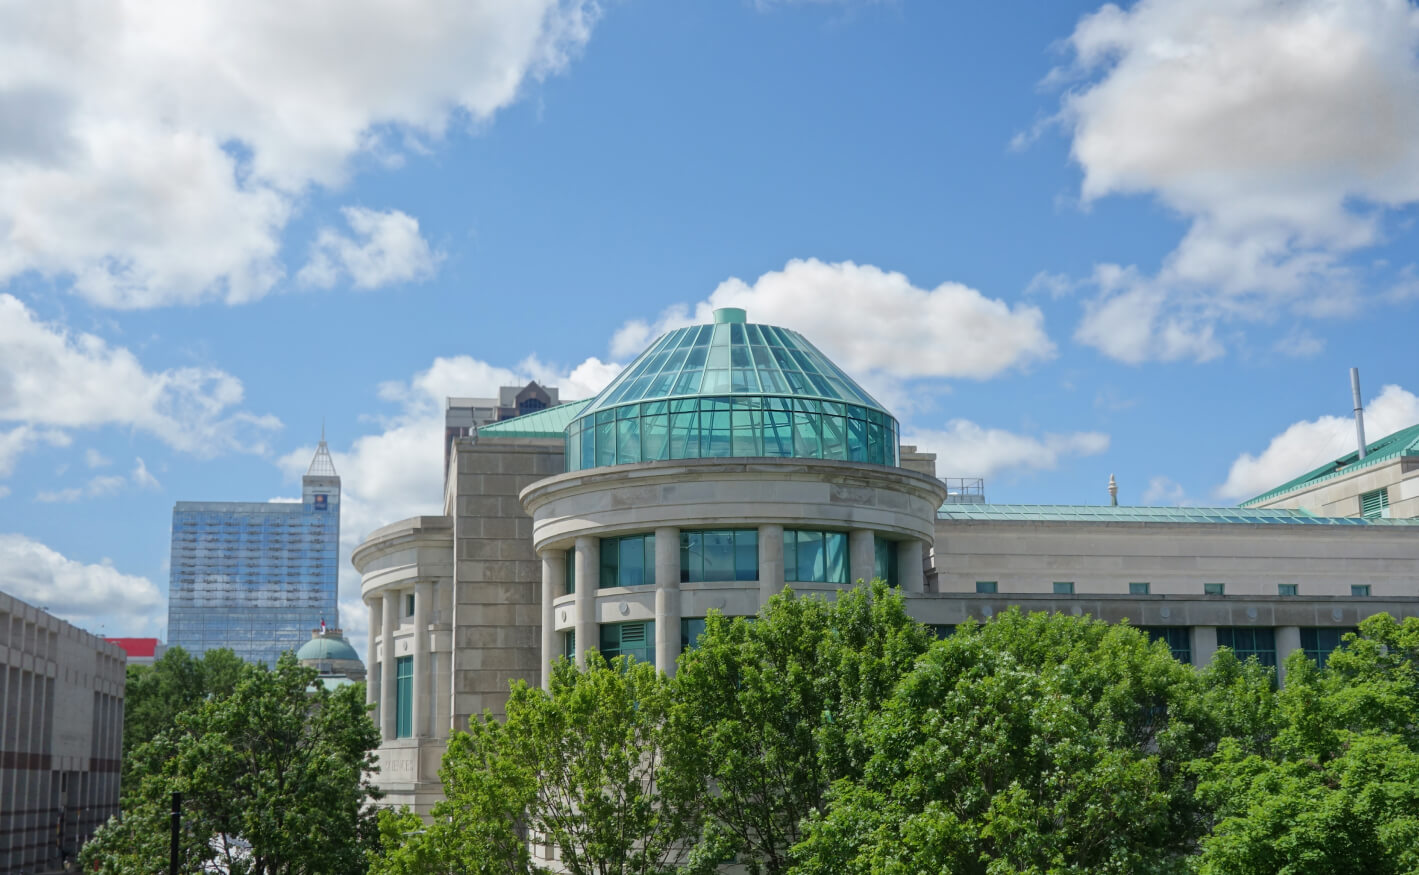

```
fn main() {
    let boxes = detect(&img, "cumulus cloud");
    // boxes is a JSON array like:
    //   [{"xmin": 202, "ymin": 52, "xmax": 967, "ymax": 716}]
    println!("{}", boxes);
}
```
[
  {"xmin": 0, "ymin": 294, "xmax": 280, "ymax": 473},
  {"xmin": 132, "ymin": 457, "xmax": 161, "ymax": 491},
  {"xmin": 36, "ymin": 474, "xmax": 126, "ymax": 503},
  {"xmin": 1142, "ymin": 475, "xmax": 1193, "ymax": 506},
  {"xmin": 1217, "ymin": 384, "xmax": 1419, "ymax": 501},
  {"xmin": 905, "ymin": 420, "xmax": 1109, "ymax": 481},
  {"xmin": 0, "ymin": 1, "xmax": 598, "ymax": 307},
  {"xmin": 298, "ymin": 207, "xmax": 441, "ymax": 290},
  {"xmin": 84, "ymin": 449, "xmax": 111, "ymax": 468},
  {"xmin": 611, "ymin": 258, "xmax": 1055, "ymax": 387},
  {"xmin": 278, "ymin": 351, "xmax": 620, "ymax": 643},
  {"xmin": 0, "ymin": 534, "xmax": 164, "ymax": 635},
  {"xmin": 1046, "ymin": 0, "xmax": 1419, "ymax": 361}
]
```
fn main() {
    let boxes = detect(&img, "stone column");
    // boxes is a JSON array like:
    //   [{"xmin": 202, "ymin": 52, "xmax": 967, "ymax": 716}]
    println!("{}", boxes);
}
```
[
  {"xmin": 897, "ymin": 540, "xmax": 924, "ymax": 593},
  {"xmin": 850, "ymin": 528, "xmax": 875, "ymax": 586},
  {"xmin": 380, "ymin": 590, "xmax": 398, "ymax": 740},
  {"xmin": 412, "ymin": 581, "xmax": 432, "ymax": 737},
  {"xmin": 366, "ymin": 596, "xmax": 381, "ymax": 708},
  {"xmin": 1276, "ymin": 625, "xmax": 1302, "ymax": 685},
  {"xmin": 541, "ymin": 549, "xmax": 566, "ymax": 690},
  {"xmin": 654, "ymin": 527, "xmax": 680, "ymax": 676},
  {"xmin": 574, "ymin": 536, "xmax": 598, "ymax": 669},
  {"xmin": 759, "ymin": 523, "xmax": 784, "ymax": 604},
  {"xmin": 1191, "ymin": 626, "xmax": 1218, "ymax": 668}
]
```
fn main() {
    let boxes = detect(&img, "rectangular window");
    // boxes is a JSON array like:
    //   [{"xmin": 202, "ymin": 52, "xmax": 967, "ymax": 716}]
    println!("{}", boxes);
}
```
[
  {"xmin": 1360, "ymin": 487, "xmax": 1390, "ymax": 520},
  {"xmin": 395, "ymin": 656, "xmax": 414, "ymax": 738},
  {"xmin": 564, "ymin": 550, "xmax": 576, "ymax": 595},
  {"xmin": 599, "ymin": 534, "xmax": 656, "ymax": 588},
  {"xmin": 562, "ymin": 630, "xmax": 575, "ymax": 660},
  {"xmin": 975, "ymin": 581, "xmax": 998, "ymax": 594},
  {"xmin": 1351, "ymin": 584, "xmax": 1371, "ymax": 597},
  {"xmin": 1129, "ymin": 582, "xmax": 1150, "ymax": 595},
  {"xmin": 1299, "ymin": 627, "xmax": 1353, "ymax": 668},
  {"xmin": 930, "ymin": 624, "xmax": 956, "ymax": 640},
  {"xmin": 1204, "ymin": 583, "xmax": 1226, "ymax": 596},
  {"xmin": 1139, "ymin": 626, "xmax": 1192, "ymax": 664},
  {"xmin": 1217, "ymin": 627, "xmax": 1277, "ymax": 667},
  {"xmin": 680, "ymin": 617, "xmax": 707, "ymax": 653},
  {"xmin": 782, "ymin": 530, "xmax": 849, "ymax": 583},
  {"xmin": 600, "ymin": 621, "xmax": 655, "ymax": 666},
  {"xmin": 873, "ymin": 536, "xmax": 899, "ymax": 587},
  {"xmin": 405, "ymin": 593, "xmax": 415, "ymax": 617},
  {"xmin": 680, "ymin": 529, "xmax": 758, "ymax": 583},
  {"xmin": 1277, "ymin": 583, "xmax": 1298, "ymax": 596},
  {"xmin": 1053, "ymin": 581, "xmax": 1075, "ymax": 595}
]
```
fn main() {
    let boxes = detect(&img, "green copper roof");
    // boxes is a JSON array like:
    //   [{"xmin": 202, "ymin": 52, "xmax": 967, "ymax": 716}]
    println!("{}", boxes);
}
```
[
  {"xmin": 295, "ymin": 635, "xmax": 361, "ymax": 662},
  {"xmin": 938, "ymin": 503, "xmax": 1419, "ymax": 526},
  {"xmin": 477, "ymin": 399, "xmax": 591, "ymax": 439},
  {"xmin": 576, "ymin": 316, "xmax": 887, "ymax": 420},
  {"xmin": 1241, "ymin": 423, "xmax": 1419, "ymax": 507}
]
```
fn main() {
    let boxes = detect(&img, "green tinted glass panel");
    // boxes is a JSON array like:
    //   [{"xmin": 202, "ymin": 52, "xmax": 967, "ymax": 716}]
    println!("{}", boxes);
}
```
[
  {"xmin": 600, "ymin": 621, "xmax": 654, "ymax": 666},
  {"xmin": 783, "ymin": 530, "xmax": 848, "ymax": 583},
  {"xmin": 395, "ymin": 656, "xmax": 413, "ymax": 738},
  {"xmin": 681, "ymin": 617, "xmax": 707, "ymax": 653},
  {"xmin": 1217, "ymin": 627, "xmax": 1277, "ymax": 667}
]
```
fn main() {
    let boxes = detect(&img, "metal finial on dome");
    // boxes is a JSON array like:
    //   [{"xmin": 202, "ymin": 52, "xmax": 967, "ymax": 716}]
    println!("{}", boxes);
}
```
[
  {"xmin": 1108, "ymin": 473, "xmax": 1118, "ymax": 507},
  {"xmin": 306, "ymin": 432, "xmax": 338, "ymax": 477}
]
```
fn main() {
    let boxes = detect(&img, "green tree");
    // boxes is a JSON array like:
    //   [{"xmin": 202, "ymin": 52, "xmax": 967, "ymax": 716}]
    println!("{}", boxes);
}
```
[
  {"xmin": 83, "ymin": 653, "xmax": 381, "ymax": 874},
  {"xmin": 794, "ymin": 610, "xmax": 1227, "ymax": 875},
  {"xmin": 371, "ymin": 655, "xmax": 705, "ymax": 875},
  {"xmin": 670, "ymin": 581, "xmax": 933, "ymax": 874},
  {"xmin": 1193, "ymin": 614, "xmax": 1419, "ymax": 874}
]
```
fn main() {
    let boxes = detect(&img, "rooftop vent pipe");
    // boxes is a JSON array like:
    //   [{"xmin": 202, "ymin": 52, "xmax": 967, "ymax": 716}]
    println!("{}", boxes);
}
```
[{"xmin": 1351, "ymin": 367, "xmax": 1367, "ymax": 460}]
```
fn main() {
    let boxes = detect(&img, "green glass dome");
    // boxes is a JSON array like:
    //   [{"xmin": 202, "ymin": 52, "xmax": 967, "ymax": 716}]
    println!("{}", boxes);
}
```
[
  {"xmin": 295, "ymin": 635, "xmax": 360, "ymax": 663},
  {"xmin": 567, "ymin": 308, "xmax": 899, "ymax": 470}
]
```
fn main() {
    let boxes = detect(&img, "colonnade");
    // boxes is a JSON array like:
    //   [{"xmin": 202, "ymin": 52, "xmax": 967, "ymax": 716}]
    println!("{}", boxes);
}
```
[{"xmin": 367, "ymin": 580, "xmax": 440, "ymax": 742}]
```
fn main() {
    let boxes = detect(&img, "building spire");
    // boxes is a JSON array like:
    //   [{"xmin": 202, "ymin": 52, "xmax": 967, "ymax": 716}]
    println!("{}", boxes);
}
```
[{"xmin": 306, "ymin": 429, "xmax": 338, "ymax": 477}]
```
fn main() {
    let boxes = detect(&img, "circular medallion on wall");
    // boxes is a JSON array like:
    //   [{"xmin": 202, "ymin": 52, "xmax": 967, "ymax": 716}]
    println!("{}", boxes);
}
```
[
  {"xmin": 1160, "ymin": 607, "xmax": 1171, "ymax": 619},
  {"xmin": 559, "ymin": 609, "xmax": 567, "ymax": 623},
  {"xmin": 1332, "ymin": 608, "xmax": 1344, "ymax": 621},
  {"xmin": 618, "ymin": 601, "xmax": 629, "ymax": 616},
  {"xmin": 1246, "ymin": 607, "xmax": 1258, "ymax": 620}
]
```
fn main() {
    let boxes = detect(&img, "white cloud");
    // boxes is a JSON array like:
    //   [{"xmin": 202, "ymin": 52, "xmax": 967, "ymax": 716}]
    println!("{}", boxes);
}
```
[
  {"xmin": 298, "ymin": 207, "xmax": 441, "ymax": 290},
  {"xmin": 0, "ymin": 1, "xmax": 598, "ymax": 307},
  {"xmin": 1142, "ymin": 475, "xmax": 1193, "ymax": 506},
  {"xmin": 132, "ymin": 457, "xmax": 161, "ymax": 490},
  {"xmin": 279, "ymin": 351, "xmax": 619, "ymax": 644},
  {"xmin": 84, "ymin": 449, "xmax": 111, "ymax": 468},
  {"xmin": 905, "ymin": 419, "xmax": 1109, "ymax": 481},
  {"xmin": 0, "ymin": 534, "xmax": 163, "ymax": 635},
  {"xmin": 36, "ymin": 474, "xmax": 127, "ymax": 503},
  {"xmin": 611, "ymin": 259, "xmax": 1055, "ymax": 390},
  {"xmin": 1217, "ymin": 384, "xmax": 1419, "ymax": 501},
  {"xmin": 0, "ymin": 294, "xmax": 280, "ymax": 472},
  {"xmin": 1047, "ymin": 0, "xmax": 1419, "ymax": 362}
]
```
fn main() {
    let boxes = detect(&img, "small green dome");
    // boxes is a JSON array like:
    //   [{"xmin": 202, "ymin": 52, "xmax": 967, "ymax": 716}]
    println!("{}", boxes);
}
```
[
  {"xmin": 567, "ymin": 309, "xmax": 899, "ymax": 471},
  {"xmin": 296, "ymin": 635, "xmax": 360, "ymax": 663}
]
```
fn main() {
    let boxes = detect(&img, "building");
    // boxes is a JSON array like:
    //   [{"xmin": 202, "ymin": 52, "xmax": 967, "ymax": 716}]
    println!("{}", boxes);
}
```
[
  {"xmin": 1244, "ymin": 421, "xmax": 1419, "ymax": 518},
  {"xmin": 296, "ymin": 626, "xmax": 367, "ymax": 689},
  {"xmin": 104, "ymin": 637, "xmax": 166, "ymax": 667},
  {"xmin": 444, "ymin": 382, "xmax": 562, "ymax": 469},
  {"xmin": 0, "ymin": 591, "xmax": 126, "ymax": 874},
  {"xmin": 354, "ymin": 307, "xmax": 1419, "ymax": 816},
  {"xmin": 167, "ymin": 437, "xmax": 341, "ymax": 667}
]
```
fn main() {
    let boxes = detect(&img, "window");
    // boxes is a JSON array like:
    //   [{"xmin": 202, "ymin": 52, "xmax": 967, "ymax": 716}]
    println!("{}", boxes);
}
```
[
  {"xmin": 873, "ymin": 536, "xmax": 899, "ymax": 587},
  {"xmin": 1277, "ymin": 584, "xmax": 1298, "ymax": 596},
  {"xmin": 394, "ymin": 656, "xmax": 413, "ymax": 738},
  {"xmin": 1204, "ymin": 583, "xmax": 1226, "ymax": 596},
  {"xmin": 599, "ymin": 534, "xmax": 656, "ymax": 588},
  {"xmin": 518, "ymin": 397, "xmax": 547, "ymax": 416},
  {"xmin": 564, "ymin": 550, "xmax": 576, "ymax": 595},
  {"xmin": 1217, "ymin": 627, "xmax": 1277, "ymax": 666},
  {"xmin": 600, "ymin": 621, "xmax": 654, "ymax": 666},
  {"xmin": 1129, "ymin": 582, "xmax": 1150, "ymax": 595},
  {"xmin": 405, "ymin": 593, "xmax": 415, "ymax": 617},
  {"xmin": 680, "ymin": 530, "xmax": 757, "ymax": 583},
  {"xmin": 680, "ymin": 617, "xmax": 707, "ymax": 653},
  {"xmin": 563, "ymin": 630, "xmax": 575, "ymax": 660},
  {"xmin": 1360, "ymin": 487, "xmax": 1390, "ymax": 520},
  {"xmin": 1351, "ymin": 584, "xmax": 1371, "ymax": 597},
  {"xmin": 1300, "ymin": 627, "xmax": 1354, "ymax": 668},
  {"xmin": 1053, "ymin": 581, "xmax": 1075, "ymax": 595},
  {"xmin": 975, "ymin": 581, "xmax": 998, "ymax": 594},
  {"xmin": 783, "ymin": 530, "xmax": 849, "ymax": 583},
  {"xmin": 930, "ymin": 624, "xmax": 956, "ymax": 640},
  {"xmin": 1139, "ymin": 626, "xmax": 1192, "ymax": 664}
]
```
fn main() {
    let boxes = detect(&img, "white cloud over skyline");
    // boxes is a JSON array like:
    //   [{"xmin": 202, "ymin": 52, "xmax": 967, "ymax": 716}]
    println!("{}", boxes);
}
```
[
  {"xmin": 0, "ymin": 533, "xmax": 164, "ymax": 636},
  {"xmin": 904, "ymin": 420, "xmax": 1110, "ymax": 481},
  {"xmin": 298, "ymin": 207, "xmax": 442, "ymax": 291}
]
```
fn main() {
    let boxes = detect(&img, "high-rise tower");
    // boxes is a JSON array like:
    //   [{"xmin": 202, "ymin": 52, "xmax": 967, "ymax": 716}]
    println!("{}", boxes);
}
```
[{"xmin": 166, "ymin": 436, "xmax": 343, "ymax": 666}]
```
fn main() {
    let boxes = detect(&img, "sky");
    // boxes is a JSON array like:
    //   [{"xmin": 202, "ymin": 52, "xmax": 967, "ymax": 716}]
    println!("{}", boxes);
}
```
[{"xmin": 3, "ymin": 0, "xmax": 1419, "ymax": 649}]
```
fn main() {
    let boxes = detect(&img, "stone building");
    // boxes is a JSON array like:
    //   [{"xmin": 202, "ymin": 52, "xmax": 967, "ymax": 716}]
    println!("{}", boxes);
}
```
[
  {"xmin": 0, "ymin": 591, "xmax": 126, "ymax": 873},
  {"xmin": 354, "ymin": 307, "xmax": 1419, "ymax": 815}
]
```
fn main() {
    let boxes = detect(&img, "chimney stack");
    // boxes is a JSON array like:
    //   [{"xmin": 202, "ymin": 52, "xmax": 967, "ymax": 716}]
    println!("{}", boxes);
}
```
[{"xmin": 1351, "ymin": 368, "xmax": 1367, "ymax": 460}]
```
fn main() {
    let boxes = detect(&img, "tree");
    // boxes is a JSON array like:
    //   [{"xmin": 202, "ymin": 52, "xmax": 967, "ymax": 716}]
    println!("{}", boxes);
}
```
[
  {"xmin": 121, "ymin": 645, "xmax": 250, "ymax": 788},
  {"xmin": 793, "ymin": 609, "xmax": 1230, "ymax": 875},
  {"xmin": 370, "ymin": 654, "xmax": 705, "ymax": 875},
  {"xmin": 83, "ymin": 653, "xmax": 381, "ymax": 874},
  {"xmin": 1193, "ymin": 614, "xmax": 1419, "ymax": 874},
  {"xmin": 670, "ymin": 581, "xmax": 933, "ymax": 874}
]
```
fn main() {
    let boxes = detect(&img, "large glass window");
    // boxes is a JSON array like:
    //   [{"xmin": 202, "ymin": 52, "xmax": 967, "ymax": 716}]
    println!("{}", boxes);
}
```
[
  {"xmin": 564, "ymin": 550, "xmax": 576, "ymax": 595},
  {"xmin": 395, "ymin": 656, "xmax": 414, "ymax": 738},
  {"xmin": 1139, "ymin": 626, "xmax": 1192, "ymax": 664},
  {"xmin": 599, "ymin": 534, "xmax": 656, "ymax": 588},
  {"xmin": 563, "ymin": 630, "xmax": 575, "ymax": 660},
  {"xmin": 1217, "ymin": 627, "xmax": 1277, "ymax": 667},
  {"xmin": 1300, "ymin": 627, "xmax": 1354, "ymax": 668},
  {"xmin": 680, "ymin": 617, "xmax": 707, "ymax": 653},
  {"xmin": 783, "ymin": 530, "xmax": 849, "ymax": 583},
  {"xmin": 600, "ymin": 621, "xmax": 654, "ymax": 666},
  {"xmin": 873, "ymin": 536, "xmax": 899, "ymax": 587},
  {"xmin": 566, "ymin": 395, "xmax": 899, "ymax": 472},
  {"xmin": 680, "ymin": 530, "xmax": 758, "ymax": 582}
]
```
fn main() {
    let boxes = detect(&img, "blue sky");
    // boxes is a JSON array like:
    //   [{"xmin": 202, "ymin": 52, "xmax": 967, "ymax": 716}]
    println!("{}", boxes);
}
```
[{"xmin": 3, "ymin": 0, "xmax": 1418, "ymax": 644}]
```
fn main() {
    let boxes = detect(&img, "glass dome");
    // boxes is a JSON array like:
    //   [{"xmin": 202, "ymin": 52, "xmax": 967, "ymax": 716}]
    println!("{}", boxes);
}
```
[{"xmin": 567, "ymin": 308, "xmax": 899, "ymax": 470}]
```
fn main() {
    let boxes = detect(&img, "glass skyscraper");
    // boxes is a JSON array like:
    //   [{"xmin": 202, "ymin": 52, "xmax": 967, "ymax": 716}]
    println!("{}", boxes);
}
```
[{"xmin": 166, "ymin": 439, "xmax": 341, "ymax": 666}]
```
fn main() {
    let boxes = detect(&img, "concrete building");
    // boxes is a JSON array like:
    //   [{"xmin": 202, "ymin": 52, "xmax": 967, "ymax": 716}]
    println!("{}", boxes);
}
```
[
  {"xmin": 0, "ymin": 592, "xmax": 126, "ymax": 874},
  {"xmin": 167, "ymin": 437, "xmax": 341, "ymax": 666},
  {"xmin": 296, "ymin": 626, "xmax": 367, "ymax": 687},
  {"xmin": 354, "ymin": 307, "xmax": 1419, "ymax": 816}
]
